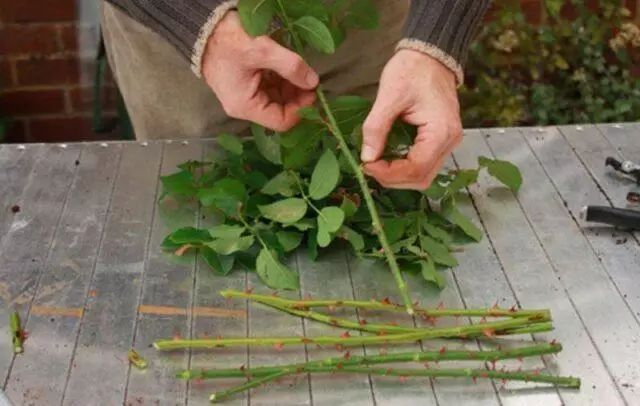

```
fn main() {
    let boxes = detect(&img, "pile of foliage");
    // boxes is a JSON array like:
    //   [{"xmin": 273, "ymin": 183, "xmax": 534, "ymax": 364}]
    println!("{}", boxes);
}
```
[
  {"xmin": 158, "ymin": 0, "xmax": 523, "ymax": 304},
  {"xmin": 460, "ymin": 0, "xmax": 640, "ymax": 127}
]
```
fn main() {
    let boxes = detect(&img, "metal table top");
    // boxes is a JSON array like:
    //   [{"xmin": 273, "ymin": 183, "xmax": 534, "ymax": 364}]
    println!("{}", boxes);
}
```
[{"xmin": 0, "ymin": 123, "xmax": 639, "ymax": 406}]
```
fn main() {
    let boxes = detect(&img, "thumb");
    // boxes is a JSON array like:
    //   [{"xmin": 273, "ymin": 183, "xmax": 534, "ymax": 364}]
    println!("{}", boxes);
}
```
[
  {"xmin": 360, "ymin": 95, "xmax": 401, "ymax": 163},
  {"xmin": 253, "ymin": 37, "xmax": 319, "ymax": 90}
]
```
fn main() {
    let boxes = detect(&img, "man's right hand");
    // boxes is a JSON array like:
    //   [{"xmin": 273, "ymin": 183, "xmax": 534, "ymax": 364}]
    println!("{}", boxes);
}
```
[{"xmin": 202, "ymin": 11, "xmax": 319, "ymax": 132}]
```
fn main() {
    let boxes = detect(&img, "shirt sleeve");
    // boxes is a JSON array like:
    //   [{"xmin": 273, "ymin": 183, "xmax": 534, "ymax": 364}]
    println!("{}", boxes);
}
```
[
  {"xmin": 103, "ymin": 0, "xmax": 238, "ymax": 77},
  {"xmin": 397, "ymin": 0, "xmax": 492, "ymax": 86}
]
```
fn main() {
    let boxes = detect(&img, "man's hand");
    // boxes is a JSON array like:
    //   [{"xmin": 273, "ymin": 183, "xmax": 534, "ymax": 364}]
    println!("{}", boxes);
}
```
[
  {"xmin": 360, "ymin": 49, "xmax": 463, "ymax": 190},
  {"xmin": 201, "ymin": 11, "xmax": 319, "ymax": 132}
]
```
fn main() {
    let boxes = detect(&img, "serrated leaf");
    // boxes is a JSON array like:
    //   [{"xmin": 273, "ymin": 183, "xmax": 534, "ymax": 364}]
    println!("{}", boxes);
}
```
[
  {"xmin": 256, "ymin": 247, "xmax": 299, "ymax": 290},
  {"xmin": 342, "ymin": 0, "xmax": 379, "ymax": 29},
  {"xmin": 276, "ymin": 231, "xmax": 303, "ymax": 252},
  {"xmin": 297, "ymin": 106, "xmax": 322, "ymax": 121},
  {"xmin": 168, "ymin": 227, "xmax": 213, "ymax": 244},
  {"xmin": 237, "ymin": 0, "xmax": 276, "ymax": 36},
  {"xmin": 206, "ymin": 235, "xmax": 255, "ymax": 255},
  {"xmin": 258, "ymin": 198, "xmax": 308, "ymax": 224},
  {"xmin": 340, "ymin": 196, "xmax": 358, "ymax": 218},
  {"xmin": 339, "ymin": 225, "xmax": 364, "ymax": 251},
  {"xmin": 208, "ymin": 224, "xmax": 246, "ymax": 239},
  {"xmin": 423, "ymin": 223, "xmax": 453, "ymax": 246},
  {"xmin": 198, "ymin": 179, "xmax": 246, "ymax": 217},
  {"xmin": 389, "ymin": 235, "xmax": 417, "ymax": 253},
  {"xmin": 161, "ymin": 234, "xmax": 185, "ymax": 250},
  {"xmin": 309, "ymin": 149, "xmax": 340, "ymax": 200},
  {"xmin": 217, "ymin": 133, "xmax": 243, "ymax": 155},
  {"xmin": 419, "ymin": 235, "xmax": 458, "ymax": 267},
  {"xmin": 419, "ymin": 258, "xmax": 446, "ymax": 290},
  {"xmin": 316, "ymin": 207, "xmax": 344, "ymax": 248},
  {"xmin": 382, "ymin": 218, "xmax": 406, "ymax": 244},
  {"xmin": 160, "ymin": 170, "xmax": 198, "ymax": 197},
  {"xmin": 261, "ymin": 171, "xmax": 298, "ymax": 197},
  {"xmin": 201, "ymin": 246, "xmax": 236, "ymax": 276},
  {"xmin": 293, "ymin": 16, "xmax": 336, "ymax": 54},
  {"xmin": 442, "ymin": 198, "xmax": 483, "ymax": 242},
  {"xmin": 252, "ymin": 124, "xmax": 282, "ymax": 164},
  {"xmin": 328, "ymin": 95, "xmax": 372, "ymax": 137},
  {"xmin": 478, "ymin": 156, "xmax": 523, "ymax": 192}
]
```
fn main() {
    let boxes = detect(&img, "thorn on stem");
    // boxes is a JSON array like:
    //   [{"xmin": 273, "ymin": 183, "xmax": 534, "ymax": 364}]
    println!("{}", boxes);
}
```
[{"xmin": 340, "ymin": 332, "xmax": 351, "ymax": 339}]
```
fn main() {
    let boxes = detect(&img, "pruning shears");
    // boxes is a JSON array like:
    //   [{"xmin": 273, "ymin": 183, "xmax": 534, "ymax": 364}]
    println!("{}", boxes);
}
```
[{"xmin": 580, "ymin": 156, "xmax": 640, "ymax": 230}]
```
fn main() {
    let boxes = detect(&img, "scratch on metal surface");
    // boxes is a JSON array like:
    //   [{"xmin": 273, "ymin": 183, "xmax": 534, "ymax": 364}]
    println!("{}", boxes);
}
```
[{"xmin": 137, "ymin": 305, "xmax": 246, "ymax": 318}]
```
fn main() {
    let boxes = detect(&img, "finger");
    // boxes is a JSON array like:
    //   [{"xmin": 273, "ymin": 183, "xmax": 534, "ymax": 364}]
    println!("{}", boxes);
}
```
[
  {"xmin": 250, "ymin": 37, "xmax": 319, "ymax": 90},
  {"xmin": 361, "ymin": 93, "xmax": 403, "ymax": 163},
  {"xmin": 245, "ymin": 88, "xmax": 315, "ymax": 132}
]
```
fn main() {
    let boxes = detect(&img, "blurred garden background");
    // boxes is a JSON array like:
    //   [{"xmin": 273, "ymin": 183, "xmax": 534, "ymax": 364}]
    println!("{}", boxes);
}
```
[{"xmin": 0, "ymin": 0, "xmax": 639, "ymax": 144}]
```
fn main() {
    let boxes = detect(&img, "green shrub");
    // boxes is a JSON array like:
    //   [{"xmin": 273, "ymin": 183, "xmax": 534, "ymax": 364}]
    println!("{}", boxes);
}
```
[{"xmin": 460, "ymin": 0, "xmax": 640, "ymax": 127}]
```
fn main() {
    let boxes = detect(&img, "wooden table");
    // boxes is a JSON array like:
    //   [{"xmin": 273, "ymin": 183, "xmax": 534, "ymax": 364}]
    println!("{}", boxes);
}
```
[{"xmin": 0, "ymin": 123, "xmax": 639, "ymax": 406}]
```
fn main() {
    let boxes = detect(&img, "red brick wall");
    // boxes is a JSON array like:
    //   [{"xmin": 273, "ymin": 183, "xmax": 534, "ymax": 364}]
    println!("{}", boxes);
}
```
[
  {"xmin": 1, "ymin": 0, "xmax": 639, "ymax": 143},
  {"xmin": 0, "ymin": 0, "xmax": 119, "ymax": 143}
]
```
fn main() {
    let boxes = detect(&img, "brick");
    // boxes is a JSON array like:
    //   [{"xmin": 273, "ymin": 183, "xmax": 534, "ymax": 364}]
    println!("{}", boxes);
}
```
[
  {"xmin": 28, "ymin": 115, "xmax": 121, "ymax": 142},
  {"xmin": 0, "ymin": 0, "xmax": 76, "ymax": 23},
  {"xmin": 16, "ymin": 55, "xmax": 80, "ymax": 86},
  {"xmin": 1, "ymin": 119, "xmax": 27, "ymax": 143},
  {"xmin": 0, "ymin": 89, "xmax": 66, "ymax": 116},
  {"xmin": 69, "ymin": 86, "xmax": 119, "ymax": 113},
  {"xmin": 0, "ymin": 25, "xmax": 59, "ymax": 56},
  {"xmin": 60, "ymin": 24, "xmax": 77, "ymax": 51},
  {"xmin": 0, "ymin": 58, "xmax": 14, "ymax": 88}
]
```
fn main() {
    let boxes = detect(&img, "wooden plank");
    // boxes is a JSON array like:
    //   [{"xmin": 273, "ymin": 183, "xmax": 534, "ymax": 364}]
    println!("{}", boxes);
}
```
[
  {"xmin": 186, "ymin": 140, "xmax": 248, "ymax": 406},
  {"xmin": 296, "ymin": 246, "xmax": 374, "ymax": 406},
  {"xmin": 597, "ymin": 122, "xmax": 640, "ymax": 156},
  {"xmin": 4, "ymin": 143, "xmax": 123, "ymax": 405},
  {"xmin": 62, "ymin": 141, "xmax": 164, "ymax": 406},
  {"xmin": 454, "ymin": 129, "xmax": 625, "ymax": 405},
  {"xmin": 559, "ymin": 124, "xmax": 639, "ymax": 241},
  {"xmin": 124, "ymin": 140, "xmax": 203, "ymax": 405},
  {"xmin": 0, "ymin": 144, "xmax": 82, "ymax": 392},
  {"xmin": 523, "ymin": 126, "xmax": 640, "ymax": 324},
  {"xmin": 0, "ymin": 144, "xmax": 43, "ymax": 247}
]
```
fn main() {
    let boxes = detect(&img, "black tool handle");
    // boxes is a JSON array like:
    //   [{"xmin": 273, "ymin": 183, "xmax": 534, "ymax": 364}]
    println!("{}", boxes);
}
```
[{"xmin": 582, "ymin": 206, "xmax": 640, "ymax": 230}]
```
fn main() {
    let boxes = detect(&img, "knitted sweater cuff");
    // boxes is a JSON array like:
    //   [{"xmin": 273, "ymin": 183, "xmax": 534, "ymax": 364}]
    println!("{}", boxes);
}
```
[{"xmin": 397, "ymin": 0, "xmax": 491, "ymax": 86}]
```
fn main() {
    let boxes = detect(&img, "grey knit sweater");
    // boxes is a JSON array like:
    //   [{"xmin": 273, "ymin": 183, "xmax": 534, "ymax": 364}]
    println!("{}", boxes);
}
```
[{"xmin": 103, "ymin": 0, "xmax": 491, "ymax": 85}]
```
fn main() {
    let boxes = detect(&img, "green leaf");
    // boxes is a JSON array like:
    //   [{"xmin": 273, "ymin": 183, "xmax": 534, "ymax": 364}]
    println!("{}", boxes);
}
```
[
  {"xmin": 258, "ymin": 198, "xmax": 308, "ymax": 224},
  {"xmin": 340, "ymin": 196, "xmax": 358, "ymax": 218},
  {"xmin": 419, "ymin": 258, "xmax": 446, "ymax": 290},
  {"xmin": 297, "ymin": 106, "xmax": 322, "ymax": 121},
  {"xmin": 282, "ymin": 0, "xmax": 329, "ymax": 21},
  {"xmin": 261, "ymin": 171, "xmax": 298, "ymax": 197},
  {"xmin": 544, "ymin": 0, "xmax": 563, "ymax": 19},
  {"xmin": 478, "ymin": 156, "xmax": 523, "ymax": 192},
  {"xmin": 208, "ymin": 224, "xmax": 246, "ymax": 239},
  {"xmin": 256, "ymin": 248, "xmax": 299, "ymax": 290},
  {"xmin": 442, "ymin": 198, "xmax": 483, "ymax": 242},
  {"xmin": 245, "ymin": 172, "xmax": 269, "ymax": 190},
  {"xmin": 160, "ymin": 170, "xmax": 198, "ymax": 197},
  {"xmin": 423, "ymin": 180, "xmax": 447, "ymax": 200},
  {"xmin": 307, "ymin": 229, "xmax": 319, "ymax": 261},
  {"xmin": 328, "ymin": 96, "xmax": 372, "ymax": 138},
  {"xmin": 423, "ymin": 223, "xmax": 453, "ymax": 246},
  {"xmin": 237, "ymin": 0, "xmax": 276, "ymax": 36},
  {"xmin": 293, "ymin": 16, "xmax": 336, "ymax": 54},
  {"xmin": 161, "ymin": 234, "xmax": 185, "ymax": 250},
  {"xmin": 382, "ymin": 218, "xmax": 406, "ymax": 244},
  {"xmin": 252, "ymin": 124, "xmax": 282, "ymax": 165},
  {"xmin": 276, "ymin": 231, "xmax": 303, "ymax": 252},
  {"xmin": 288, "ymin": 218, "xmax": 316, "ymax": 231},
  {"xmin": 316, "ymin": 207, "xmax": 344, "ymax": 248},
  {"xmin": 389, "ymin": 235, "xmax": 417, "ymax": 254},
  {"xmin": 198, "ymin": 179, "xmax": 246, "ymax": 217},
  {"xmin": 217, "ymin": 133, "xmax": 243, "ymax": 155},
  {"xmin": 339, "ymin": 225, "xmax": 365, "ymax": 251},
  {"xmin": 447, "ymin": 169, "xmax": 479, "ymax": 193},
  {"xmin": 308, "ymin": 149, "xmax": 340, "ymax": 200},
  {"xmin": 201, "ymin": 246, "xmax": 236, "ymax": 276},
  {"xmin": 419, "ymin": 235, "xmax": 458, "ymax": 267},
  {"xmin": 341, "ymin": 0, "xmax": 379, "ymax": 29},
  {"xmin": 206, "ymin": 235, "xmax": 255, "ymax": 255},
  {"xmin": 167, "ymin": 227, "xmax": 213, "ymax": 244}
]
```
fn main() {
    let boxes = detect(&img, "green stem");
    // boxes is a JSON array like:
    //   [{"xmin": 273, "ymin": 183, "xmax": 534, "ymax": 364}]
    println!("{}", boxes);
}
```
[
  {"xmin": 219, "ymin": 290, "xmax": 551, "ymax": 320},
  {"xmin": 274, "ymin": 0, "xmax": 414, "ymax": 315},
  {"xmin": 10, "ymin": 310, "xmax": 24, "ymax": 354},
  {"xmin": 153, "ymin": 317, "xmax": 540, "ymax": 351},
  {"xmin": 177, "ymin": 342, "xmax": 563, "ymax": 380},
  {"xmin": 209, "ymin": 371, "xmax": 288, "ymax": 404}
]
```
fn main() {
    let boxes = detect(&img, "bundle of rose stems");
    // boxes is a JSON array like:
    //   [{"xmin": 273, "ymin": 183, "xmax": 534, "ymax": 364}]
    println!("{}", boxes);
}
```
[{"xmin": 151, "ymin": 290, "xmax": 581, "ymax": 403}]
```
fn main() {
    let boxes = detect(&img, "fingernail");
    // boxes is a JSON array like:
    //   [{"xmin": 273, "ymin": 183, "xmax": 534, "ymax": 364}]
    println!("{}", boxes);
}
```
[
  {"xmin": 361, "ymin": 145, "xmax": 376, "ymax": 162},
  {"xmin": 306, "ymin": 71, "xmax": 319, "ymax": 87}
]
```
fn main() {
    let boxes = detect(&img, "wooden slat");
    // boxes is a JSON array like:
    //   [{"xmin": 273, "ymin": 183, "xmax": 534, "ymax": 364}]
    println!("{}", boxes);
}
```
[
  {"xmin": 296, "ymin": 246, "xmax": 374, "ymax": 406},
  {"xmin": 62, "ymin": 141, "xmax": 164, "ymax": 405},
  {"xmin": 0, "ymin": 144, "xmax": 82, "ymax": 391},
  {"xmin": 186, "ymin": 141, "xmax": 248, "ymax": 406},
  {"xmin": 455, "ymin": 129, "xmax": 624, "ymax": 405},
  {"xmin": 0, "ymin": 144, "xmax": 43, "ymax": 247},
  {"xmin": 124, "ymin": 141, "xmax": 203, "ymax": 404},
  {"xmin": 597, "ymin": 122, "xmax": 640, "ymax": 156},
  {"xmin": 4, "ymin": 143, "xmax": 122, "ymax": 405}
]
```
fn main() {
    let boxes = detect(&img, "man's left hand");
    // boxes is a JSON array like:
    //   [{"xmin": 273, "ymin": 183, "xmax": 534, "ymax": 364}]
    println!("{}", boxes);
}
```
[{"xmin": 360, "ymin": 49, "xmax": 463, "ymax": 190}]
